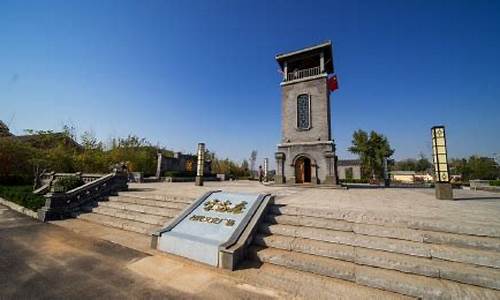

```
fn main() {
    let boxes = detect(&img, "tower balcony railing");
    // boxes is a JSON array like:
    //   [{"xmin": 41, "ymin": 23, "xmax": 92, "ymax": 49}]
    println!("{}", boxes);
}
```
[{"xmin": 286, "ymin": 66, "xmax": 322, "ymax": 82}]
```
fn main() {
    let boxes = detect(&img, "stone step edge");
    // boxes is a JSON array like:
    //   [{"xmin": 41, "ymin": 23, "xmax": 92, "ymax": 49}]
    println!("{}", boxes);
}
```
[
  {"xmin": 88, "ymin": 206, "xmax": 170, "ymax": 226},
  {"xmin": 265, "ymin": 214, "xmax": 500, "ymax": 252},
  {"xmin": 254, "ymin": 234, "xmax": 500, "ymax": 290},
  {"xmin": 269, "ymin": 205, "xmax": 500, "ymax": 238},
  {"xmin": 236, "ymin": 261, "xmax": 409, "ymax": 300},
  {"xmin": 97, "ymin": 200, "xmax": 181, "ymax": 218},
  {"xmin": 106, "ymin": 197, "xmax": 188, "ymax": 210},
  {"xmin": 77, "ymin": 212, "xmax": 159, "ymax": 235},
  {"xmin": 250, "ymin": 246, "xmax": 500, "ymax": 299},
  {"xmin": 259, "ymin": 223, "xmax": 500, "ymax": 269},
  {"xmin": 117, "ymin": 192, "xmax": 194, "ymax": 204}
]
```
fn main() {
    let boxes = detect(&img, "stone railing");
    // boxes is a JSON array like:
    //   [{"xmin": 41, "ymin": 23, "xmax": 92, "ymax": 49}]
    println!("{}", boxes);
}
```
[
  {"xmin": 286, "ymin": 66, "xmax": 321, "ymax": 82},
  {"xmin": 34, "ymin": 172, "xmax": 104, "ymax": 195},
  {"xmin": 37, "ymin": 170, "xmax": 128, "ymax": 222}
]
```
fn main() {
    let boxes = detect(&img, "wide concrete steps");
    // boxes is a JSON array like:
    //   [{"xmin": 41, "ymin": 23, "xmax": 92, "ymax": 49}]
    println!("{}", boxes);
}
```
[
  {"xmin": 90, "ymin": 206, "xmax": 167, "ymax": 225},
  {"xmin": 259, "ymin": 223, "xmax": 500, "ymax": 269},
  {"xmin": 266, "ymin": 214, "xmax": 500, "ymax": 252},
  {"xmin": 98, "ymin": 200, "xmax": 180, "ymax": 218},
  {"xmin": 78, "ymin": 213, "xmax": 160, "ymax": 235},
  {"xmin": 76, "ymin": 192, "xmax": 195, "ymax": 235},
  {"xmin": 254, "ymin": 233, "xmax": 500, "ymax": 291},
  {"xmin": 236, "ymin": 261, "xmax": 411, "ymax": 300},
  {"xmin": 269, "ymin": 205, "xmax": 500, "ymax": 238},
  {"xmin": 251, "ymin": 246, "xmax": 500, "ymax": 299},
  {"xmin": 249, "ymin": 204, "xmax": 500, "ymax": 298},
  {"xmin": 108, "ymin": 195, "xmax": 188, "ymax": 210},
  {"xmin": 119, "ymin": 192, "xmax": 194, "ymax": 204}
]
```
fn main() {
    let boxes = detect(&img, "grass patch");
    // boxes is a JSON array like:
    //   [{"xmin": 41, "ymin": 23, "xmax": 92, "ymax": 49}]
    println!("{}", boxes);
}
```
[{"xmin": 0, "ymin": 185, "xmax": 46, "ymax": 211}]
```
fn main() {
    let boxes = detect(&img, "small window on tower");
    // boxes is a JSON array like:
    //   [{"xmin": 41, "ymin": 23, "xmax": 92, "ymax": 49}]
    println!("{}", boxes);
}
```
[{"xmin": 297, "ymin": 94, "xmax": 310, "ymax": 129}]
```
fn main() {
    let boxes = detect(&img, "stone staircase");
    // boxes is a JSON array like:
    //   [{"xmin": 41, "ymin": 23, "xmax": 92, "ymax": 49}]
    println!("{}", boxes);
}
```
[
  {"xmin": 77, "ymin": 192, "xmax": 194, "ymax": 235},
  {"xmin": 248, "ymin": 203, "xmax": 500, "ymax": 299}
]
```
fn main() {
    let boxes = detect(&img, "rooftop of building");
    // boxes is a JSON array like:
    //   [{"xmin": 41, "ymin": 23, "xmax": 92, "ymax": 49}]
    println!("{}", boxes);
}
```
[
  {"xmin": 337, "ymin": 159, "xmax": 361, "ymax": 166},
  {"xmin": 275, "ymin": 41, "xmax": 334, "ymax": 74}
]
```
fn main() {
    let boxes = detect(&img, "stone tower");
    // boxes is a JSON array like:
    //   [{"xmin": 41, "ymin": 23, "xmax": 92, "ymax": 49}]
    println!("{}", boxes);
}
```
[{"xmin": 274, "ymin": 41, "xmax": 338, "ymax": 185}]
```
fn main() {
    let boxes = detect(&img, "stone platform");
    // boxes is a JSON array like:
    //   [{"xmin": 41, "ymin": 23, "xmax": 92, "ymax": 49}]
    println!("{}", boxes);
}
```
[
  {"xmin": 126, "ymin": 181, "xmax": 500, "ymax": 299},
  {"xmin": 127, "ymin": 181, "xmax": 500, "ymax": 229},
  {"xmin": 57, "ymin": 180, "xmax": 500, "ymax": 299}
]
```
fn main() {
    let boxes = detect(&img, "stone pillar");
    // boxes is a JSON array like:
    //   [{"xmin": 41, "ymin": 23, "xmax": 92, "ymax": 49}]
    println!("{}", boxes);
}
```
[
  {"xmin": 156, "ymin": 152, "xmax": 163, "ymax": 179},
  {"xmin": 431, "ymin": 126, "xmax": 453, "ymax": 200},
  {"xmin": 263, "ymin": 158, "xmax": 269, "ymax": 182},
  {"xmin": 274, "ymin": 152, "xmax": 285, "ymax": 184},
  {"xmin": 323, "ymin": 151, "xmax": 337, "ymax": 185},
  {"xmin": 195, "ymin": 143, "xmax": 205, "ymax": 186},
  {"xmin": 311, "ymin": 163, "xmax": 318, "ymax": 185},
  {"xmin": 435, "ymin": 182, "xmax": 453, "ymax": 200}
]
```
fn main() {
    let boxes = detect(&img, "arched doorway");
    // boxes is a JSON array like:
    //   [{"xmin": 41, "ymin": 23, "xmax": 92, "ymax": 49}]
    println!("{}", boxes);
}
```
[{"xmin": 295, "ymin": 156, "xmax": 311, "ymax": 183}]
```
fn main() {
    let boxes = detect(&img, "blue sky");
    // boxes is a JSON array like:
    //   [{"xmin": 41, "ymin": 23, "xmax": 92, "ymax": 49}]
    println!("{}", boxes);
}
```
[{"xmin": 1, "ymin": 0, "xmax": 499, "ymax": 165}]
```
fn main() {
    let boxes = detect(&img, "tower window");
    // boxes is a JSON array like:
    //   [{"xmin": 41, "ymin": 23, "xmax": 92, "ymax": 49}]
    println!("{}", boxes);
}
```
[{"xmin": 297, "ymin": 94, "xmax": 310, "ymax": 129}]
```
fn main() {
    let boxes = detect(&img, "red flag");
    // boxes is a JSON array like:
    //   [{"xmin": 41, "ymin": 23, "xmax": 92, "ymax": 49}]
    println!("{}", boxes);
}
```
[{"xmin": 328, "ymin": 75, "xmax": 339, "ymax": 91}]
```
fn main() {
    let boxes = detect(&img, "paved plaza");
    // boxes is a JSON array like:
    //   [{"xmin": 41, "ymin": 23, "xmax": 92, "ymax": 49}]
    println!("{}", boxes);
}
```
[
  {"xmin": 127, "ymin": 181, "xmax": 500, "ymax": 230},
  {"xmin": 3, "ymin": 181, "xmax": 500, "ymax": 299}
]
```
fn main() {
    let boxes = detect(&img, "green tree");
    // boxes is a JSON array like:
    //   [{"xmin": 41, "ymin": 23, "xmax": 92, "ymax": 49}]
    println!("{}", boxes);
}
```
[
  {"xmin": 0, "ymin": 138, "xmax": 36, "ymax": 183},
  {"xmin": 348, "ymin": 130, "xmax": 394, "ymax": 180},
  {"xmin": 395, "ymin": 153, "xmax": 432, "ymax": 173},
  {"xmin": 450, "ymin": 156, "xmax": 499, "ymax": 181},
  {"xmin": 416, "ymin": 153, "xmax": 432, "ymax": 172}
]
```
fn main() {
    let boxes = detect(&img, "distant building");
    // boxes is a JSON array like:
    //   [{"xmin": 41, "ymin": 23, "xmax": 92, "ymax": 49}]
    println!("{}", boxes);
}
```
[
  {"xmin": 337, "ymin": 159, "xmax": 362, "ymax": 180},
  {"xmin": 390, "ymin": 171, "xmax": 433, "ymax": 183},
  {"xmin": 156, "ymin": 152, "xmax": 211, "ymax": 178},
  {"xmin": 390, "ymin": 171, "xmax": 416, "ymax": 183}
]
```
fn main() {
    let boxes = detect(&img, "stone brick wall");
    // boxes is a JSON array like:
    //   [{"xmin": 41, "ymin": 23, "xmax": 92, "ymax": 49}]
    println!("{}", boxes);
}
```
[
  {"xmin": 337, "ymin": 165, "xmax": 362, "ymax": 180},
  {"xmin": 281, "ymin": 76, "xmax": 331, "ymax": 144}
]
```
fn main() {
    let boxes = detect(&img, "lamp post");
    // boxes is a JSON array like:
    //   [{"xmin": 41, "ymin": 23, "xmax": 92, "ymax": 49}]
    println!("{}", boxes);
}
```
[
  {"xmin": 383, "ymin": 157, "xmax": 390, "ymax": 187},
  {"xmin": 431, "ymin": 126, "xmax": 453, "ymax": 200},
  {"xmin": 195, "ymin": 143, "xmax": 205, "ymax": 186},
  {"xmin": 263, "ymin": 158, "xmax": 269, "ymax": 182}
]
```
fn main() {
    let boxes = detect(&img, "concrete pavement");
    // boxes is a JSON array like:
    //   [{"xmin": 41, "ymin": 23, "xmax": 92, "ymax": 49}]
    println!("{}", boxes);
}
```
[{"xmin": 0, "ymin": 204, "xmax": 282, "ymax": 299}]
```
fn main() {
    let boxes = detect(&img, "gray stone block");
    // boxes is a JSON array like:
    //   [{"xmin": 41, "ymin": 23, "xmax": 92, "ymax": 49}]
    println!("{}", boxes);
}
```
[{"xmin": 431, "ymin": 244, "xmax": 500, "ymax": 268}]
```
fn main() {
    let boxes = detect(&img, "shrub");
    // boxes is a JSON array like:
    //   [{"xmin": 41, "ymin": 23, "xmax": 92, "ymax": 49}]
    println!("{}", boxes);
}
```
[
  {"xmin": 52, "ymin": 176, "xmax": 85, "ymax": 192},
  {"xmin": 490, "ymin": 180, "xmax": 500, "ymax": 187},
  {"xmin": 0, "ymin": 185, "xmax": 46, "ymax": 211}
]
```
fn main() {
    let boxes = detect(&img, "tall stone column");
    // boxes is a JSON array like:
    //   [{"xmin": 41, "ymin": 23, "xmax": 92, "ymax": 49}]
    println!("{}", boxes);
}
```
[
  {"xmin": 195, "ymin": 143, "xmax": 205, "ymax": 186},
  {"xmin": 274, "ymin": 152, "xmax": 285, "ymax": 184},
  {"xmin": 263, "ymin": 158, "xmax": 269, "ymax": 182},
  {"xmin": 156, "ymin": 152, "xmax": 163, "ymax": 179},
  {"xmin": 323, "ymin": 151, "xmax": 337, "ymax": 185}
]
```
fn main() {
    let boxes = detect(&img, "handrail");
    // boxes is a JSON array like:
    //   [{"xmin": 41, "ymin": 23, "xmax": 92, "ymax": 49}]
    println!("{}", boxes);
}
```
[
  {"xmin": 65, "ymin": 173, "xmax": 114, "ymax": 195},
  {"xmin": 286, "ymin": 66, "xmax": 322, "ymax": 81},
  {"xmin": 37, "ymin": 171, "xmax": 128, "ymax": 222}
]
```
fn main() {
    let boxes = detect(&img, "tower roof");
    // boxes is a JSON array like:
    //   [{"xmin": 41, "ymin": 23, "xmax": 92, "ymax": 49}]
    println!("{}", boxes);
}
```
[{"xmin": 275, "ymin": 41, "xmax": 334, "ymax": 73}]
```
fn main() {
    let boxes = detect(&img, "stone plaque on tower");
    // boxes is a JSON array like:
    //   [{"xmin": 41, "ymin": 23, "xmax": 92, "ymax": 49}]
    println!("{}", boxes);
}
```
[{"xmin": 274, "ymin": 41, "xmax": 338, "ymax": 185}]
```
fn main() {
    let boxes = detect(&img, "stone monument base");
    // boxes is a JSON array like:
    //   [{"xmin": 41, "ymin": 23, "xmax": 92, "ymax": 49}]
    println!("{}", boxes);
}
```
[
  {"xmin": 195, "ymin": 176, "xmax": 203, "ymax": 186},
  {"xmin": 323, "ymin": 175, "xmax": 337, "ymax": 185},
  {"xmin": 153, "ymin": 191, "xmax": 271, "ymax": 270},
  {"xmin": 274, "ymin": 175, "xmax": 285, "ymax": 184},
  {"xmin": 435, "ymin": 182, "xmax": 453, "ymax": 200}
]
